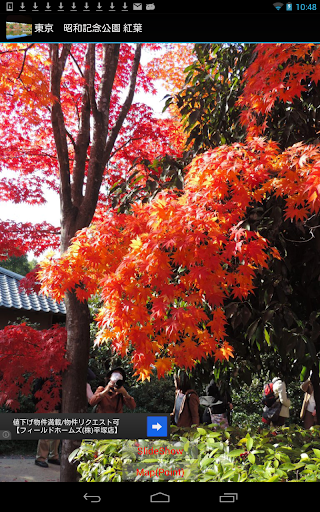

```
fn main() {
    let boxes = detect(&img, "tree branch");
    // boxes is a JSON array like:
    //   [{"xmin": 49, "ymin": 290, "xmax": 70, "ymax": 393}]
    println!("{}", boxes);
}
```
[
  {"xmin": 17, "ymin": 43, "xmax": 34, "ymax": 81},
  {"xmin": 80, "ymin": 44, "xmax": 142, "ymax": 225},
  {"xmin": 109, "ymin": 136, "xmax": 144, "ymax": 160},
  {"xmin": 79, "ymin": 45, "xmax": 121, "ymax": 225},
  {"xmin": 88, "ymin": 43, "xmax": 98, "ymax": 118},
  {"xmin": 104, "ymin": 43, "xmax": 142, "ymax": 164},
  {"xmin": 71, "ymin": 44, "xmax": 92, "ymax": 208},
  {"xmin": 97, "ymin": 44, "xmax": 120, "ymax": 130},
  {"xmin": 49, "ymin": 44, "xmax": 72, "ymax": 214}
]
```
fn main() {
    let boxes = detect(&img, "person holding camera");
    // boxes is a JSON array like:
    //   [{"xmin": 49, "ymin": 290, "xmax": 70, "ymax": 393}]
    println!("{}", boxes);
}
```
[{"xmin": 89, "ymin": 367, "xmax": 136, "ymax": 413}]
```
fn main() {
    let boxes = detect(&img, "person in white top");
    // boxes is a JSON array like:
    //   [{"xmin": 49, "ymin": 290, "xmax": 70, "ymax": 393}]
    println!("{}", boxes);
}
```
[{"xmin": 271, "ymin": 377, "xmax": 291, "ymax": 427}]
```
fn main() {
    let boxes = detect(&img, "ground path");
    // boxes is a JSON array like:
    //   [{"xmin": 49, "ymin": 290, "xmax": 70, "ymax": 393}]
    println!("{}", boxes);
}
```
[{"xmin": 0, "ymin": 456, "xmax": 60, "ymax": 482}]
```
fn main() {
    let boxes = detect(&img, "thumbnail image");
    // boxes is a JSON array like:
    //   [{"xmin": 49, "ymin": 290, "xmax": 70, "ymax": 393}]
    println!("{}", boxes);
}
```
[{"xmin": 6, "ymin": 21, "xmax": 32, "ymax": 39}]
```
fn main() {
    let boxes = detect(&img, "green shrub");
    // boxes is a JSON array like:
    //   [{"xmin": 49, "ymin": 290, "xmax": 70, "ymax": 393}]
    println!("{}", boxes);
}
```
[{"xmin": 69, "ymin": 423, "xmax": 320, "ymax": 482}]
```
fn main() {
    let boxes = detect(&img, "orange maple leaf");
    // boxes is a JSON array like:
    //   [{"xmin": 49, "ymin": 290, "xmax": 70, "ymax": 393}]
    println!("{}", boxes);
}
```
[
  {"xmin": 154, "ymin": 358, "xmax": 173, "ymax": 378},
  {"xmin": 214, "ymin": 341, "xmax": 234, "ymax": 362}
]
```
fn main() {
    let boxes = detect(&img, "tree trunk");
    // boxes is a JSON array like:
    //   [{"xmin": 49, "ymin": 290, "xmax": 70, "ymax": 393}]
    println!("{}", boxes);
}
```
[
  {"xmin": 60, "ymin": 291, "xmax": 90, "ymax": 482},
  {"xmin": 49, "ymin": 43, "xmax": 142, "ymax": 481},
  {"xmin": 58, "ymin": 204, "xmax": 91, "ymax": 482}
]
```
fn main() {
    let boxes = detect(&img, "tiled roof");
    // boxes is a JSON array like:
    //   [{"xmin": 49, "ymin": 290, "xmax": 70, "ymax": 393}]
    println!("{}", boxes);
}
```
[{"xmin": 0, "ymin": 266, "xmax": 66, "ymax": 315}]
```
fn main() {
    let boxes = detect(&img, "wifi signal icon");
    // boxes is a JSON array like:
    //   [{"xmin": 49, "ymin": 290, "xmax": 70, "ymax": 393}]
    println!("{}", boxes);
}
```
[{"xmin": 273, "ymin": 2, "xmax": 284, "ymax": 9}]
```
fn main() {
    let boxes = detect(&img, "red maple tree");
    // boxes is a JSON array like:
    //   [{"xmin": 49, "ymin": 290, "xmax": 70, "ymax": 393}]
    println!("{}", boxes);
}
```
[
  {"xmin": 0, "ymin": 324, "xmax": 67, "ymax": 412},
  {"xmin": 3, "ymin": 44, "xmax": 320, "ymax": 481},
  {"xmin": 39, "ymin": 138, "xmax": 282, "ymax": 380},
  {"xmin": 237, "ymin": 43, "xmax": 320, "ymax": 137},
  {"xmin": 0, "ymin": 43, "xmax": 186, "ymax": 482},
  {"xmin": 0, "ymin": 43, "xmax": 183, "ymax": 259}
]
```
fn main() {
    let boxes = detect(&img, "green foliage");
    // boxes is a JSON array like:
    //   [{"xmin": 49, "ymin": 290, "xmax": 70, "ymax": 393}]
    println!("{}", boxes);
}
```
[
  {"xmin": 165, "ymin": 43, "xmax": 255, "ymax": 153},
  {"xmin": 0, "ymin": 255, "xmax": 37, "ymax": 276},
  {"xmin": 231, "ymin": 376, "xmax": 302, "ymax": 428},
  {"xmin": 130, "ymin": 375, "xmax": 175, "ymax": 414},
  {"xmin": 109, "ymin": 155, "xmax": 188, "ymax": 214},
  {"xmin": 194, "ymin": 193, "xmax": 320, "ymax": 391},
  {"xmin": 70, "ymin": 424, "xmax": 320, "ymax": 482}
]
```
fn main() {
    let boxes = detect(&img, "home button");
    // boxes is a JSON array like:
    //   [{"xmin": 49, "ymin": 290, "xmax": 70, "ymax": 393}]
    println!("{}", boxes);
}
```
[{"xmin": 150, "ymin": 492, "xmax": 170, "ymax": 504}]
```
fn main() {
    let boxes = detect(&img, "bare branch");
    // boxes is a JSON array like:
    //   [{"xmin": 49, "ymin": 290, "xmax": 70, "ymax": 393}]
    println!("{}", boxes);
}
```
[
  {"xmin": 69, "ymin": 51, "xmax": 85, "ymax": 78},
  {"xmin": 17, "ymin": 43, "xmax": 34, "ymax": 81},
  {"xmin": 71, "ymin": 44, "xmax": 92, "ymax": 208},
  {"xmin": 65, "ymin": 128, "xmax": 76, "ymax": 151},
  {"xmin": 49, "ymin": 44, "xmax": 72, "ymax": 215},
  {"xmin": 104, "ymin": 44, "xmax": 142, "ymax": 164},
  {"xmin": 81, "ymin": 44, "xmax": 142, "ymax": 225},
  {"xmin": 97, "ymin": 44, "xmax": 120, "ymax": 130},
  {"xmin": 109, "ymin": 136, "xmax": 144, "ymax": 160}
]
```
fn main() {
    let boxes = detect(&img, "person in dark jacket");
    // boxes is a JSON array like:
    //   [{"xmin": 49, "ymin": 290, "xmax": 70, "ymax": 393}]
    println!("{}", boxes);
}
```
[{"xmin": 171, "ymin": 371, "xmax": 199, "ymax": 427}]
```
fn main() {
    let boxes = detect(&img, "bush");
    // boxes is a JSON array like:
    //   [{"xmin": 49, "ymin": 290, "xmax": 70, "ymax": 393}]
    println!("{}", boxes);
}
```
[
  {"xmin": 231, "ymin": 379, "xmax": 302, "ymax": 428},
  {"xmin": 70, "ymin": 423, "xmax": 320, "ymax": 482}
]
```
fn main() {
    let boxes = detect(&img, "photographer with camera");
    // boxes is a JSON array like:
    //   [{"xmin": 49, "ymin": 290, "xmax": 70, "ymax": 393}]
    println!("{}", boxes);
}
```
[{"xmin": 89, "ymin": 367, "xmax": 136, "ymax": 413}]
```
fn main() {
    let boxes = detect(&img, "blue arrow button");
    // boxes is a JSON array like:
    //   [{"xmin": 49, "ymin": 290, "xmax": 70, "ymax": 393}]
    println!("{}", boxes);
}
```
[{"xmin": 147, "ymin": 416, "xmax": 168, "ymax": 437}]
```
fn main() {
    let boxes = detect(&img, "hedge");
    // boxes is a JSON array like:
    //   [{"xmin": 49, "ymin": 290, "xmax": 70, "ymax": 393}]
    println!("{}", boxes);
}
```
[{"xmin": 69, "ymin": 423, "xmax": 320, "ymax": 482}]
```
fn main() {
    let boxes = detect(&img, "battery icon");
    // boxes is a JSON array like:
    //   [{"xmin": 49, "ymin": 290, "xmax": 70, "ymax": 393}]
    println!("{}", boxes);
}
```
[{"xmin": 286, "ymin": 2, "xmax": 293, "ymax": 9}]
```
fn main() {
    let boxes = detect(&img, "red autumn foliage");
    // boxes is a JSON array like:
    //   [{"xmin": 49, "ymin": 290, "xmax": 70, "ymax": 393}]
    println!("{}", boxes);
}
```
[
  {"xmin": 39, "ymin": 136, "xmax": 320, "ymax": 380},
  {"xmin": 0, "ymin": 43, "xmax": 185, "ymax": 261},
  {"xmin": 0, "ymin": 324, "xmax": 67, "ymax": 412},
  {"xmin": 237, "ymin": 43, "xmax": 320, "ymax": 137},
  {"xmin": 38, "ymin": 139, "xmax": 280, "ymax": 380},
  {"xmin": 3, "ymin": 43, "xmax": 320, "ymax": 398}
]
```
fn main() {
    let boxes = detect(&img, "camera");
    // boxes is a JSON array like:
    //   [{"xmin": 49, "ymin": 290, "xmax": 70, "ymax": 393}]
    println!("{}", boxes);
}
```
[
  {"xmin": 108, "ymin": 378, "xmax": 124, "ymax": 395},
  {"xmin": 107, "ymin": 368, "xmax": 126, "ymax": 394},
  {"xmin": 114, "ymin": 378, "xmax": 124, "ymax": 389}
]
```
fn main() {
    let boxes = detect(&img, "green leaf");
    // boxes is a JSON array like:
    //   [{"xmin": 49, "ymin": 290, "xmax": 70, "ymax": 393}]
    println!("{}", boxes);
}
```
[
  {"xmin": 68, "ymin": 448, "xmax": 80, "ymax": 462},
  {"xmin": 246, "ymin": 319, "xmax": 259, "ymax": 340},
  {"xmin": 200, "ymin": 455, "xmax": 214, "ymax": 468},
  {"xmin": 228, "ymin": 449, "xmax": 245, "ymax": 458},
  {"xmin": 267, "ymin": 474, "xmax": 281, "ymax": 482},
  {"xmin": 246, "ymin": 436, "xmax": 254, "ymax": 451},
  {"xmin": 264, "ymin": 328, "xmax": 271, "ymax": 345},
  {"xmin": 313, "ymin": 448, "xmax": 320, "ymax": 459},
  {"xmin": 248, "ymin": 453, "xmax": 256, "ymax": 464},
  {"xmin": 221, "ymin": 469, "xmax": 236, "ymax": 480},
  {"xmin": 279, "ymin": 463, "xmax": 295, "ymax": 471},
  {"xmin": 207, "ymin": 431, "xmax": 223, "ymax": 438}
]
